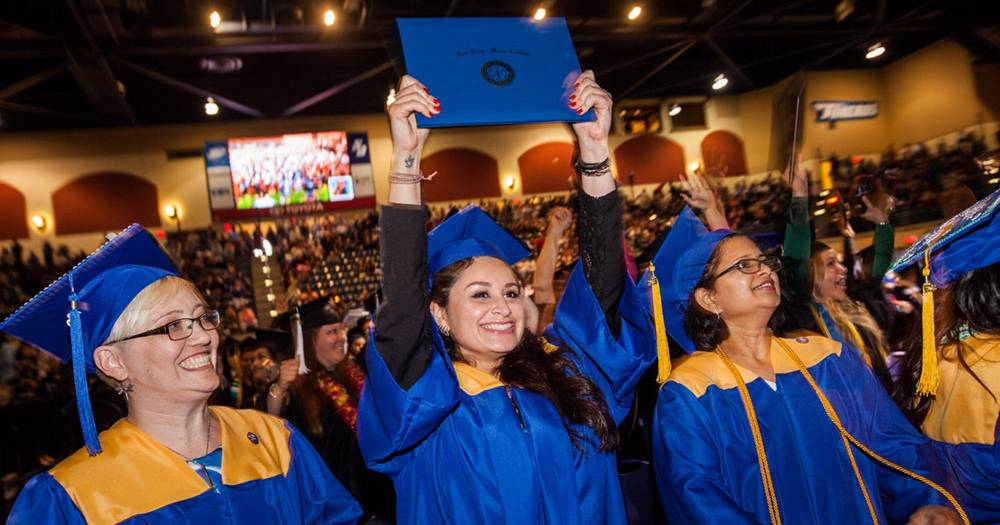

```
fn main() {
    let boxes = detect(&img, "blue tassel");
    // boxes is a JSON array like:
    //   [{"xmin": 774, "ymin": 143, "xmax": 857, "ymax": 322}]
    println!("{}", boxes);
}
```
[{"xmin": 68, "ymin": 279, "xmax": 101, "ymax": 455}]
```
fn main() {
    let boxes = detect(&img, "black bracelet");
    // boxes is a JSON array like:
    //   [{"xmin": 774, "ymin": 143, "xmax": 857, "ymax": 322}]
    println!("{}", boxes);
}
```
[{"xmin": 573, "ymin": 157, "xmax": 612, "ymax": 177}]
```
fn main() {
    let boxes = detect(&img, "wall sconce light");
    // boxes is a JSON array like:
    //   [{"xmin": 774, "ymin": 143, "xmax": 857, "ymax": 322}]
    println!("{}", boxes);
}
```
[
  {"xmin": 503, "ymin": 175, "xmax": 517, "ymax": 190},
  {"xmin": 30, "ymin": 214, "xmax": 47, "ymax": 232},
  {"xmin": 164, "ymin": 204, "xmax": 181, "ymax": 232}
]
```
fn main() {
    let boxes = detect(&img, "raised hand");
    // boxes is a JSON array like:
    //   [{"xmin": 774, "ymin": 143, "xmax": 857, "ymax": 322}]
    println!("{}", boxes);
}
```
[
  {"xmin": 680, "ymin": 172, "xmax": 717, "ymax": 211},
  {"xmin": 785, "ymin": 156, "xmax": 809, "ymax": 198},
  {"xmin": 387, "ymin": 75, "xmax": 438, "ymax": 163},
  {"xmin": 569, "ymin": 70, "xmax": 613, "ymax": 163},
  {"xmin": 860, "ymin": 194, "xmax": 895, "ymax": 225},
  {"xmin": 546, "ymin": 207, "xmax": 573, "ymax": 235},
  {"xmin": 681, "ymin": 172, "xmax": 729, "ymax": 231}
]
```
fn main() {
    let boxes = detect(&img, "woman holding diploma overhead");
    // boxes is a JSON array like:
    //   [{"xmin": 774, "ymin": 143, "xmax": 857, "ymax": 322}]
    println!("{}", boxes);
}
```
[{"xmin": 357, "ymin": 71, "xmax": 655, "ymax": 525}]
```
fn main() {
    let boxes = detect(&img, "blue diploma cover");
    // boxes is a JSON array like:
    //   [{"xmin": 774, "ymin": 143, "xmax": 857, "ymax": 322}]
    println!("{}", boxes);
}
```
[{"xmin": 397, "ymin": 17, "xmax": 596, "ymax": 128}]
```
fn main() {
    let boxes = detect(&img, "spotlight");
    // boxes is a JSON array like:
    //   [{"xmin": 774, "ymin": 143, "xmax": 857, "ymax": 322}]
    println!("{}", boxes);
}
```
[
  {"xmin": 627, "ymin": 5, "xmax": 642, "ymax": 20},
  {"xmin": 533, "ymin": 7, "xmax": 546, "ymax": 21},
  {"xmin": 204, "ymin": 97, "xmax": 219, "ymax": 116},
  {"xmin": 865, "ymin": 42, "xmax": 885, "ymax": 60},
  {"xmin": 30, "ymin": 214, "xmax": 47, "ymax": 232},
  {"xmin": 323, "ymin": 9, "xmax": 336, "ymax": 26},
  {"xmin": 668, "ymin": 103, "xmax": 681, "ymax": 116},
  {"xmin": 711, "ymin": 74, "xmax": 729, "ymax": 91},
  {"xmin": 209, "ymin": 10, "xmax": 221, "ymax": 29}
]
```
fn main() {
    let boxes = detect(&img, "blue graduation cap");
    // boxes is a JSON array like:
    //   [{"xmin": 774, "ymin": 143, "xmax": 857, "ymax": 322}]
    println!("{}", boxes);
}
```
[
  {"xmin": 427, "ymin": 205, "xmax": 531, "ymax": 278},
  {"xmin": 0, "ymin": 224, "xmax": 176, "ymax": 455},
  {"xmin": 888, "ymin": 188, "xmax": 1000, "ymax": 396},
  {"xmin": 639, "ymin": 207, "xmax": 731, "ymax": 382},
  {"xmin": 890, "ymin": 188, "xmax": 1000, "ymax": 287}
]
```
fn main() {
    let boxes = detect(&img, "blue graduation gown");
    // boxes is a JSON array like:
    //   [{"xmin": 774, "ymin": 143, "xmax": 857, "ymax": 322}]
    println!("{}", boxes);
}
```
[
  {"xmin": 7, "ymin": 406, "xmax": 362, "ymax": 524},
  {"xmin": 653, "ymin": 335, "xmax": 1000, "ymax": 525},
  {"xmin": 358, "ymin": 265, "xmax": 655, "ymax": 525}
]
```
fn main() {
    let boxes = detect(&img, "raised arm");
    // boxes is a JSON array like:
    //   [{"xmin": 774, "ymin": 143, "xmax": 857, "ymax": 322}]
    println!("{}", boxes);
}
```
[
  {"xmin": 373, "ymin": 75, "xmax": 438, "ymax": 388},
  {"xmin": 782, "ymin": 161, "xmax": 812, "ymax": 300},
  {"xmin": 532, "ymin": 207, "xmax": 572, "ymax": 305},
  {"xmin": 570, "ymin": 70, "xmax": 625, "ymax": 335},
  {"xmin": 681, "ymin": 172, "xmax": 730, "ymax": 231},
  {"xmin": 859, "ymin": 194, "xmax": 896, "ymax": 281}
]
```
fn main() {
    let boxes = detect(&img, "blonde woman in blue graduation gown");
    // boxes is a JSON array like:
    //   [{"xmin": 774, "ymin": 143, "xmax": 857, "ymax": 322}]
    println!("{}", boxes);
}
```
[
  {"xmin": 2, "ymin": 225, "xmax": 362, "ymax": 524},
  {"xmin": 357, "ymin": 71, "xmax": 655, "ymax": 525},
  {"xmin": 643, "ymin": 208, "xmax": 1000, "ymax": 525}
]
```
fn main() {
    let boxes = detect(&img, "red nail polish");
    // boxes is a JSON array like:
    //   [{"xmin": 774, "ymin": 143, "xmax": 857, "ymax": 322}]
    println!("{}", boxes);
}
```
[
  {"xmin": 577, "ymin": 108, "xmax": 584, "ymax": 115},
  {"xmin": 569, "ymin": 94, "xmax": 576, "ymax": 101},
  {"xmin": 423, "ymin": 87, "xmax": 429, "ymax": 94},
  {"xmin": 569, "ymin": 101, "xmax": 577, "ymax": 108},
  {"xmin": 433, "ymin": 98, "xmax": 440, "ymax": 104}
]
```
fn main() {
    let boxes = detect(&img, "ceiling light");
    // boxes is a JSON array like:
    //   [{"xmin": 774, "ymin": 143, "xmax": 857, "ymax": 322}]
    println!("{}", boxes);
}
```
[
  {"xmin": 627, "ymin": 6, "xmax": 642, "ymax": 21},
  {"xmin": 204, "ymin": 97, "xmax": 219, "ymax": 116},
  {"xmin": 712, "ymin": 74, "xmax": 729, "ymax": 90},
  {"xmin": 323, "ymin": 9, "xmax": 336, "ymax": 26},
  {"xmin": 209, "ymin": 10, "xmax": 221, "ymax": 29},
  {"xmin": 533, "ymin": 7, "xmax": 546, "ymax": 21},
  {"xmin": 865, "ymin": 42, "xmax": 885, "ymax": 60},
  {"xmin": 668, "ymin": 103, "xmax": 681, "ymax": 116}
]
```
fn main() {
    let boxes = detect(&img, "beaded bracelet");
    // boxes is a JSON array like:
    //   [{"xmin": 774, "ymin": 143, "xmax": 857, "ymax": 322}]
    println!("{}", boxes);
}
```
[
  {"xmin": 573, "ymin": 157, "xmax": 612, "ymax": 177},
  {"xmin": 390, "ymin": 171, "xmax": 438, "ymax": 184}
]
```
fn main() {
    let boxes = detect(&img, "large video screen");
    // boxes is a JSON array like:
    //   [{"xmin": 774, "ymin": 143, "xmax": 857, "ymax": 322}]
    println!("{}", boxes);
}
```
[
  {"xmin": 230, "ymin": 132, "xmax": 353, "ymax": 209},
  {"xmin": 205, "ymin": 131, "xmax": 375, "ymax": 221}
]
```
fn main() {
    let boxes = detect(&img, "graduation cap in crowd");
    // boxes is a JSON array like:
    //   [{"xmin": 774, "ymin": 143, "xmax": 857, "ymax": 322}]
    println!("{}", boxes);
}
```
[
  {"xmin": 275, "ymin": 295, "xmax": 348, "ymax": 374},
  {"xmin": 427, "ymin": 205, "xmax": 531, "ymax": 279},
  {"xmin": 0, "ymin": 224, "xmax": 176, "ymax": 455},
  {"xmin": 246, "ymin": 328, "xmax": 293, "ymax": 360},
  {"xmin": 639, "ymin": 207, "xmax": 731, "ymax": 382},
  {"xmin": 889, "ymin": 188, "xmax": 1000, "ymax": 396}
]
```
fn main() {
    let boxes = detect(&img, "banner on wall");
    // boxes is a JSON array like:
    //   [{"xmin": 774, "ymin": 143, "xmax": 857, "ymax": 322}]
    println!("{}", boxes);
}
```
[
  {"xmin": 204, "ymin": 131, "xmax": 376, "ymax": 221},
  {"xmin": 811, "ymin": 100, "xmax": 879, "ymax": 126}
]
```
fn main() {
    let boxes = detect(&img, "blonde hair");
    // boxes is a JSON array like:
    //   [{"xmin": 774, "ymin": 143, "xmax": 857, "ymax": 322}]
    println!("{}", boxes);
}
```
[
  {"xmin": 810, "ymin": 255, "xmax": 889, "ymax": 359},
  {"xmin": 97, "ymin": 276, "xmax": 206, "ymax": 388},
  {"xmin": 105, "ymin": 276, "xmax": 206, "ymax": 344}
]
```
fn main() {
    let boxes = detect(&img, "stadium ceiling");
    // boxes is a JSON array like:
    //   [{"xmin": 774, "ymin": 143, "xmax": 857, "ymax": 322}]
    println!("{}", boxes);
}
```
[{"xmin": 0, "ymin": 0, "xmax": 997, "ymax": 132}]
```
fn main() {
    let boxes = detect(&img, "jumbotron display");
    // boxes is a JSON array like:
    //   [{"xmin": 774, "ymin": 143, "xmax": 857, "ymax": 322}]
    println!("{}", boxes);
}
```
[{"xmin": 204, "ymin": 131, "xmax": 375, "ymax": 220}]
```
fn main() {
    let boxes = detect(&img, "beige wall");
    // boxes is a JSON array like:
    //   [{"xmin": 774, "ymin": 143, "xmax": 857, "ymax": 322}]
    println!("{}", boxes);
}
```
[
  {"xmin": 1, "ymin": 38, "xmax": 996, "ymax": 252},
  {"xmin": 885, "ymin": 40, "xmax": 997, "ymax": 146}
]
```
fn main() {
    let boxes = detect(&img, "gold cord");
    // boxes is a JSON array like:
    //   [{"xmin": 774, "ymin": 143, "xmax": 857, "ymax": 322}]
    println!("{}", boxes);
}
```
[
  {"xmin": 713, "ymin": 337, "xmax": 970, "ymax": 525},
  {"xmin": 713, "ymin": 348, "xmax": 782, "ymax": 525}
]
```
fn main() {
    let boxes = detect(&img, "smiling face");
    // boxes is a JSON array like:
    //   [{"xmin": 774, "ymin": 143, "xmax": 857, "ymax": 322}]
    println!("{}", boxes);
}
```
[
  {"xmin": 813, "ymin": 247, "xmax": 848, "ymax": 302},
  {"xmin": 694, "ymin": 236, "xmax": 782, "ymax": 322},
  {"xmin": 430, "ymin": 257, "xmax": 525, "ymax": 370},
  {"xmin": 95, "ymin": 278, "xmax": 220, "ymax": 406},
  {"xmin": 312, "ymin": 322, "xmax": 348, "ymax": 370}
]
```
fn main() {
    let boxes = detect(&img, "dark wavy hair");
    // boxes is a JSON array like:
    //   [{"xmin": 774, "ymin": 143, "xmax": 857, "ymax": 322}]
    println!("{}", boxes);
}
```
[
  {"xmin": 431, "ymin": 258, "xmax": 619, "ymax": 452},
  {"xmin": 893, "ymin": 261, "xmax": 1000, "ymax": 426},
  {"xmin": 684, "ymin": 234, "xmax": 783, "ymax": 351}
]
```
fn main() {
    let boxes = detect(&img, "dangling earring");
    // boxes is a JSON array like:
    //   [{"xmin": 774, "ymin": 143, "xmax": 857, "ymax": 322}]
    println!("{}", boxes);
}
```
[
  {"xmin": 716, "ymin": 311, "xmax": 723, "ymax": 321},
  {"xmin": 439, "ymin": 325, "xmax": 451, "ymax": 337},
  {"xmin": 115, "ymin": 378, "xmax": 134, "ymax": 400}
]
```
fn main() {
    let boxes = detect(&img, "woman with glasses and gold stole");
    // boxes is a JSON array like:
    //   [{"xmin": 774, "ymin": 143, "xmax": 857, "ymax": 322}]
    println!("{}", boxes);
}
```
[
  {"xmin": 644, "ymin": 207, "xmax": 1000, "ymax": 525},
  {"xmin": 2, "ymin": 224, "xmax": 361, "ymax": 524}
]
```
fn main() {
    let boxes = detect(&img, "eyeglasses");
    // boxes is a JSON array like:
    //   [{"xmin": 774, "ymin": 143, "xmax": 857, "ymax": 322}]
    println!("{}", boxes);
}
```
[
  {"xmin": 712, "ymin": 256, "xmax": 782, "ymax": 281},
  {"xmin": 108, "ymin": 310, "xmax": 221, "ymax": 345}
]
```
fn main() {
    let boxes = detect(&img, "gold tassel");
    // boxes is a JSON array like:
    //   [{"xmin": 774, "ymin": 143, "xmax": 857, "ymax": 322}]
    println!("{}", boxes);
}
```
[
  {"xmin": 649, "ymin": 264, "xmax": 671, "ymax": 383},
  {"xmin": 916, "ymin": 249, "xmax": 938, "ymax": 396}
]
